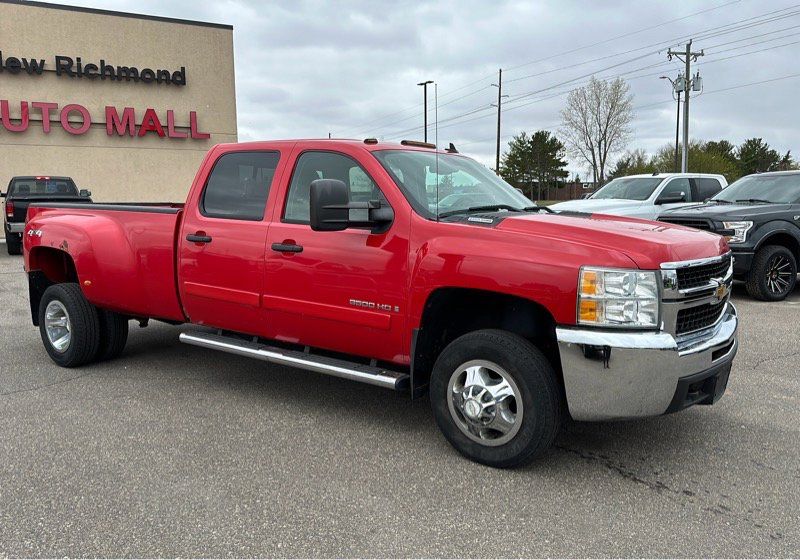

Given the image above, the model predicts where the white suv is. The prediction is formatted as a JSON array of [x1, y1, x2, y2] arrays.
[[550, 173, 728, 220]]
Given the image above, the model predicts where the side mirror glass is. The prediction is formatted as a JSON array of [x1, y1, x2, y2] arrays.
[[80, 189, 91, 197], [310, 179, 349, 232]]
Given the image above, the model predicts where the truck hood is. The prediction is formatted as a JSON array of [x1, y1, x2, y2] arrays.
[[659, 201, 794, 220], [549, 198, 645, 215], [495, 212, 727, 269]]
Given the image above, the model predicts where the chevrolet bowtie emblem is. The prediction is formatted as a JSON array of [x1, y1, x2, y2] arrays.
[[712, 280, 729, 302]]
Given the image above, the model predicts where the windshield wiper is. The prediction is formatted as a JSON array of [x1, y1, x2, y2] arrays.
[[735, 198, 773, 204], [522, 205, 554, 213], [708, 199, 734, 204], [438, 204, 523, 218]]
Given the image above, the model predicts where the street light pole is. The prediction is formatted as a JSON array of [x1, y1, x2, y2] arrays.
[[417, 80, 433, 143]]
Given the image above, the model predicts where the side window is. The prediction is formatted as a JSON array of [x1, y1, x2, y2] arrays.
[[284, 151, 385, 223], [696, 178, 723, 200], [659, 178, 692, 202], [202, 151, 280, 221]]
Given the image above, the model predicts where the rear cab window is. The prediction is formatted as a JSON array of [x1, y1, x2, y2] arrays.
[[201, 151, 281, 221], [9, 178, 78, 197]]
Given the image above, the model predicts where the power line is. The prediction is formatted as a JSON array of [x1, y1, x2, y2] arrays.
[[341, 0, 753, 137], [372, 5, 800, 139]]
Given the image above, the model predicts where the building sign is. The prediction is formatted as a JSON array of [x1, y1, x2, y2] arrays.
[[0, 51, 186, 86], [0, 100, 210, 139]]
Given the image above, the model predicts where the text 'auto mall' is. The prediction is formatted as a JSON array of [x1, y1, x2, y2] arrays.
[[0, 0, 237, 239]]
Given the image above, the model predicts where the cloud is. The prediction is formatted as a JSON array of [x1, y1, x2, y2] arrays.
[[57, 0, 800, 175]]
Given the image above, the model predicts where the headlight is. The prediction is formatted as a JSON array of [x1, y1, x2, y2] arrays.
[[578, 268, 659, 328], [722, 221, 753, 244]]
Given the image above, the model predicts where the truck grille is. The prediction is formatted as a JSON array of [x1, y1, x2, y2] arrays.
[[676, 255, 732, 291], [676, 300, 727, 335], [660, 217, 715, 232]]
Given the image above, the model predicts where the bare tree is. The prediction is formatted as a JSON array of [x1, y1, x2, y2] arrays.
[[560, 77, 633, 186]]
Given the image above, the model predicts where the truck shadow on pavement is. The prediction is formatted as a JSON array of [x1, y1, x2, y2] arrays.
[[116, 322, 722, 472]]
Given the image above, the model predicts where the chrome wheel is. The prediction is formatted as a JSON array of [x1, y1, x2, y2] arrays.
[[766, 254, 794, 296], [44, 300, 71, 353], [447, 359, 523, 447]]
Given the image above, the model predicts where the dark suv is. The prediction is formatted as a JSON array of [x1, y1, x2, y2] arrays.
[[660, 170, 800, 301], [2, 176, 90, 255]]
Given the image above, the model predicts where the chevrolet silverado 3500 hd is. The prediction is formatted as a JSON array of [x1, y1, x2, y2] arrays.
[[23, 139, 738, 467]]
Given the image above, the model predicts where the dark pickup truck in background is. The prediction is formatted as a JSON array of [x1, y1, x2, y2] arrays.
[[2, 176, 91, 255], [660, 170, 800, 301]]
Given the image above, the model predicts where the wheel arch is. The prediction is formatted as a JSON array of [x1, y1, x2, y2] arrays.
[[755, 228, 800, 262], [27, 247, 78, 326], [410, 287, 562, 399]]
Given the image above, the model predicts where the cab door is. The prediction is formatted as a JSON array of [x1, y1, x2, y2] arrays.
[[178, 149, 285, 335], [263, 145, 411, 364]]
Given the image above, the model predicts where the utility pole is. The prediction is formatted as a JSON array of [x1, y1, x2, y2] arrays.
[[660, 74, 683, 172], [667, 40, 704, 172], [417, 80, 434, 143], [491, 69, 508, 175]]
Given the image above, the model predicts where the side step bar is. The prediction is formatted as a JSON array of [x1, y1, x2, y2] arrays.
[[179, 331, 409, 390]]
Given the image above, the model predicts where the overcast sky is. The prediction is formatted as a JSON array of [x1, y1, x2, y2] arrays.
[[61, 0, 800, 176]]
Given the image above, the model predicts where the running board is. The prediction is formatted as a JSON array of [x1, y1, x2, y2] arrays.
[[179, 331, 409, 390]]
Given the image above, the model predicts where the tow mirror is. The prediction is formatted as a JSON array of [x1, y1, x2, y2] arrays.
[[657, 191, 686, 204], [80, 189, 91, 197], [309, 179, 394, 234]]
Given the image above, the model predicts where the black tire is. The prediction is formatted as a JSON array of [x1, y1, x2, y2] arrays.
[[429, 329, 562, 468], [6, 234, 22, 255], [38, 283, 100, 367], [745, 245, 797, 301], [96, 309, 129, 362]]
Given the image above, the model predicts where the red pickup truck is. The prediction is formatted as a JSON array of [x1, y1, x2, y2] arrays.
[[23, 139, 739, 467]]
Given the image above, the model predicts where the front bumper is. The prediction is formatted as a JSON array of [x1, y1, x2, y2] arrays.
[[5, 222, 24, 234], [731, 249, 753, 277], [556, 303, 738, 421]]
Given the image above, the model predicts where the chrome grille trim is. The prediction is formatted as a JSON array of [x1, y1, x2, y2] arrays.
[[659, 252, 733, 336]]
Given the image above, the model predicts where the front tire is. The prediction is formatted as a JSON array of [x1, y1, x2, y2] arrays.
[[429, 329, 562, 468], [38, 283, 100, 367], [745, 245, 797, 301]]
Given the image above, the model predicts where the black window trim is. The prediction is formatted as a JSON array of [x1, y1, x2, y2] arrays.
[[281, 149, 391, 226], [199, 150, 281, 222]]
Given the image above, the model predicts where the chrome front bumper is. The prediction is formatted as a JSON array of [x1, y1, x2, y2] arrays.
[[556, 303, 738, 421]]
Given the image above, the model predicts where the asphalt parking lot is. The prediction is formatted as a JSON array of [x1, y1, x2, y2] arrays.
[[0, 248, 798, 558]]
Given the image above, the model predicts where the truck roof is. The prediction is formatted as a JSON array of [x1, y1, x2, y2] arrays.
[[11, 176, 74, 181], [217, 138, 454, 154], [619, 172, 726, 179]]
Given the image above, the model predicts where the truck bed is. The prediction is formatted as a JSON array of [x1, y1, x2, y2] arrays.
[[25, 202, 186, 322]]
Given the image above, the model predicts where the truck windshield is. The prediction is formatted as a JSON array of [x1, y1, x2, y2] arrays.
[[9, 178, 78, 197], [711, 174, 800, 204], [591, 177, 663, 201], [372, 150, 533, 218]]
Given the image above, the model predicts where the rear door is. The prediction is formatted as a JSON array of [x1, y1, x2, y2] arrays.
[[178, 149, 286, 335]]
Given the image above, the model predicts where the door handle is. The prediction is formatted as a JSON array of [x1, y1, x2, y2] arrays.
[[186, 233, 212, 243], [271, 242, 303, 253]]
